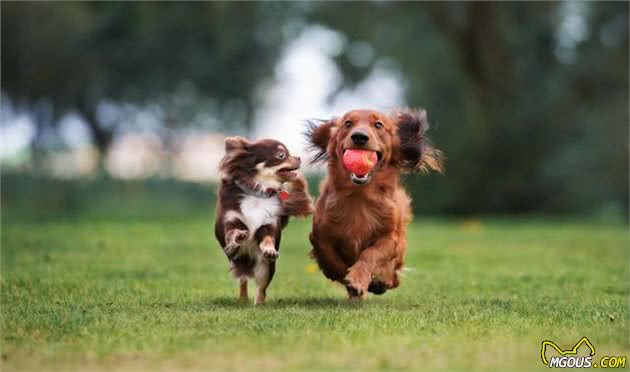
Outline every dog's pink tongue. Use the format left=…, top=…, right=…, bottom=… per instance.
left=343, top=149, right=377, bottom=176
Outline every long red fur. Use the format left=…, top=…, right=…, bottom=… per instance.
left=307, top=109, right=443, bottom=298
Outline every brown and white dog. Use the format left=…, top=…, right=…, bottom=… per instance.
left=307, top=109, right=443, bottom=299
left=215, top=137, right=313, bottom=304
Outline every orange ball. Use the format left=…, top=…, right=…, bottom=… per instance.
left=343, top=149, right=378, bottom=176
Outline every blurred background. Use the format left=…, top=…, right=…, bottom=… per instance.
left=2, top=1, right=628, bottom=220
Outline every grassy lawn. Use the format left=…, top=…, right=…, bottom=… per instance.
left=2, top=213, right=628, bottom=370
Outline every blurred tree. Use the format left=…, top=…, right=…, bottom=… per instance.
left=307, top=1, right=628, bottom=214
left=2, top=2, right=301, bottom=159
left=2, top=1, right=626, bottom=215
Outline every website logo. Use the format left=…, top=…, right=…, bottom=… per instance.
left=541, top=337, right=626, bottom=369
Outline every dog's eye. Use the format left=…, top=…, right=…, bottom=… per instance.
left=375, top=121, right=384, bottom=129
left=344, top=120, right=353, bottom=129
left=276, top=151, right=286, bottom=160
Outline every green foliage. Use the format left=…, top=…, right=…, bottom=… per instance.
left=0, top=174, right=328, bottom=222
left=1, top=2, right=627, bottom=214
left=1, top=174, right=215, bottom=221
left=2, top=204, right=628, bottom=370
left=308, top=2, right=629, bottom=215
left=2, top=2, right=300, bottom=148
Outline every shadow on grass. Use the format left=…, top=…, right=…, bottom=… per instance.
left=203, top=296, right=367, bottom=310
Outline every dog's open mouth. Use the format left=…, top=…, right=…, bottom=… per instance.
left=277, top=165, right=299, bottom=179
left=350, top=172, right=371, bottom=184
left=344, top=150, right=382, bottom=185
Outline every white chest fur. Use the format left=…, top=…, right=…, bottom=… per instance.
left=239, top=195, right=281, bottom=237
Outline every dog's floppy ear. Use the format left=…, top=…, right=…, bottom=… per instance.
left=305, top=119, right=336, bottom=164
left=220, top=136, right=253, bottom=175
left=395, top=109, right=444, bottom=173
left=224, top=136, right=250, bottom=153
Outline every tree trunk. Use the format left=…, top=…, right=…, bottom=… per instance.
left=77, top=101, right=113, bottom=171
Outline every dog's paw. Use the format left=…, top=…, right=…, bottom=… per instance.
left=230, top=229, right=249, bottom=244
left=261, top=246, right=279, bottom=261
left=259, top=239, right=279, bottom=261
left=367, top=281, right=387, bottom=295
left=345, top=265, right=370, bottom=298
left=224, top=242, right=240, bottom=260
left=225, top=229, right=248, bottom=259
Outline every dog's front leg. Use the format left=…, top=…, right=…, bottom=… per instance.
left=281, top=174, right=313, bottom=217
left=255, top=224, right=278, bottom=262
left=345, top=234, right=399, bottom=298
left=224, top=219, right=249, bottom=260
left=309, top=232, right=351, bottom=283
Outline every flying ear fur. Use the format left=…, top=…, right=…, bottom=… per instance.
left=395, top=109, right=444, bottom=174
left=220, top=136, right=253, bottom=176
left=305, top=119, right=336, bottom=164
left=419, top=145, right=444, bottom=173
left=224, top=136, right=250, bottom=153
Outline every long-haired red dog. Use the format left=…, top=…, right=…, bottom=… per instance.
left=307, top=109, right=443, bottom=299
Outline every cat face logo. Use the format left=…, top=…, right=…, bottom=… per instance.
left=541, top=337, right=595, bottom=368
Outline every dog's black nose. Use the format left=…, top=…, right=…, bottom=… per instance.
left=351, top=130, right=369, bottom=145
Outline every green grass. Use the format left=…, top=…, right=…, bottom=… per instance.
left=2, top=214, right=628, bottom=370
